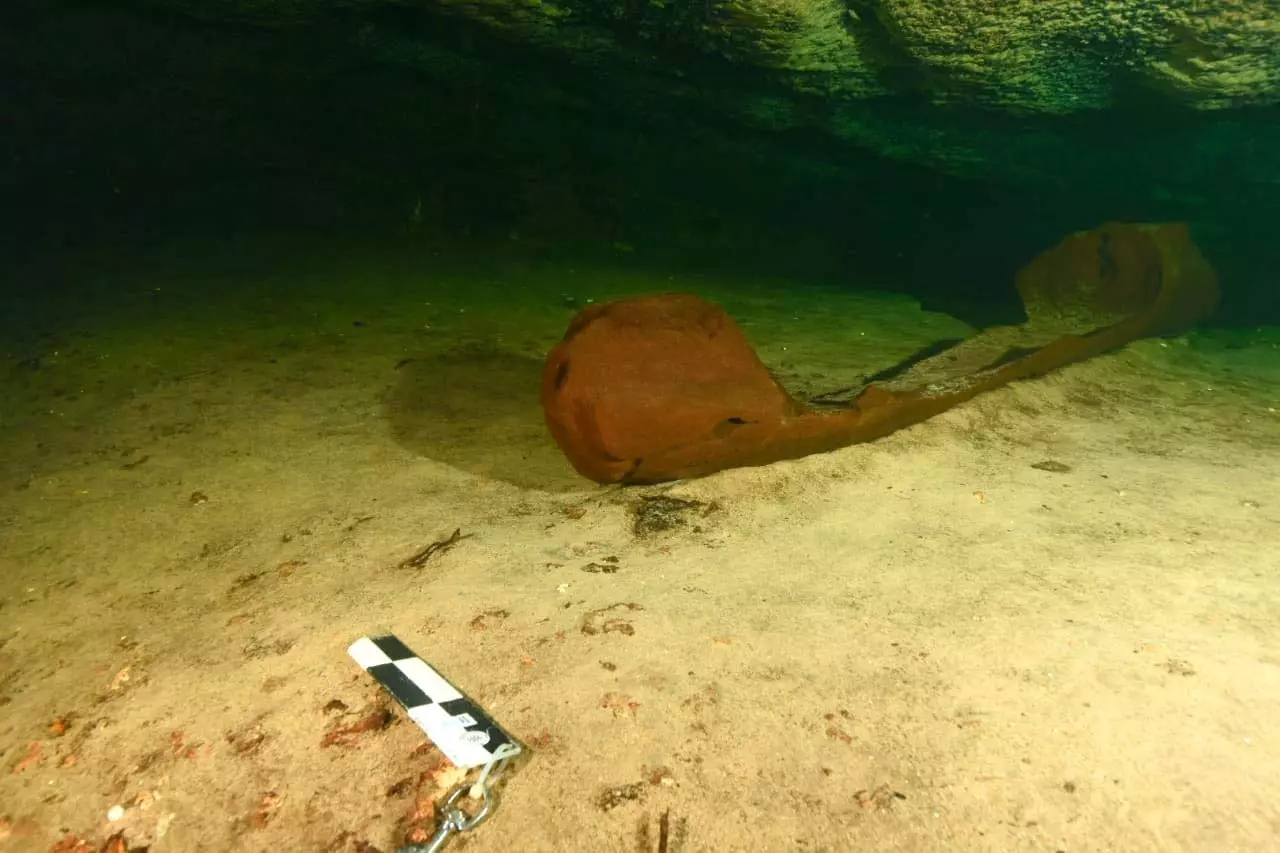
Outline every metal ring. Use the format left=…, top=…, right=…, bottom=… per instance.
left=441, top=783, right=496, bottom=832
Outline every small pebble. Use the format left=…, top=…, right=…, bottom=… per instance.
left=107, top=805, right=125, bottom=822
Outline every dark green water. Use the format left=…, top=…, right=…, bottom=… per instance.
left=4, top=2, right=1280, bottom=329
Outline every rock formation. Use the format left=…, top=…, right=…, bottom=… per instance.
left=153, top=1, right=1280, bottom=114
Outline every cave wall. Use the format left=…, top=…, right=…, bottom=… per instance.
left=2, top=1, right=1277, bottom=323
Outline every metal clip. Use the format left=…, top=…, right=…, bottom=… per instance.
left=397, top=780, right=497, bottom=853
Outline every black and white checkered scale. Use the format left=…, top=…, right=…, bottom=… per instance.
left=348, top=635, right=520, bottom=769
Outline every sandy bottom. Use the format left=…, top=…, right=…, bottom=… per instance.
left=1, top=236, right=1278, bottom=853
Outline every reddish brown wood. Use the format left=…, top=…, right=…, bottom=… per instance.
left=542, top=223, right=1220, bottom=485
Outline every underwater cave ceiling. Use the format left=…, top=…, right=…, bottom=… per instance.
left=132, top=0, right=1280, bottom=180
left=8, top=0, right=1280, bottom=319
left=14, top=0, right=1280, bottom=196
left=141, top=0, right=1280, bottom=114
